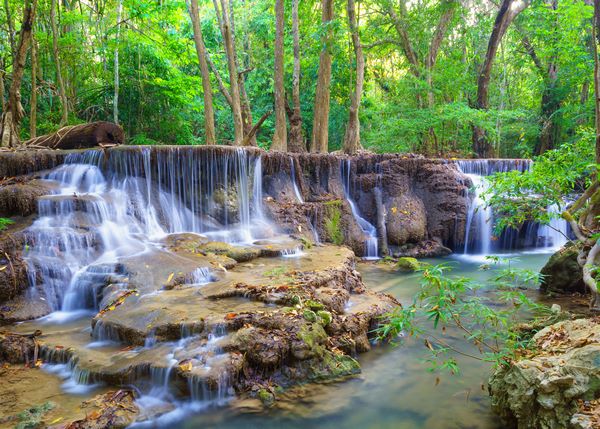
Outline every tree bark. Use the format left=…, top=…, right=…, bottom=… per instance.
left=343, top=0, right=364, bottom=154
left=214, top=0, right=244, bottom=145
left=310, top=0, right=334, bottom=153
left=271, top=0, right=287, bottom=151
left=113, top=0, right=123, bottom=125
left=0, top=0, right=37, bottom=148
left=50, top=0, right=69, bottom=126
left=472, top=0, right=528, bottom=158
left=0, top=59, right=5, bottom=113
left=30, top=35, right=37, bottom=139
left=24, top=122, right=124, bottom=149
left=4, top=0, right=16, bottom=59
left=189, top=0, right=217, bottom=145
left=288, top=0, right=305, bottom=152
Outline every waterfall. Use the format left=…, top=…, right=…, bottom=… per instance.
left=290, top=157, right=304, bottom=203
left=537, top=203, right=569, bottom=250
left=341, top=159, right=378, bottom=259
left=24, top=147, right=273, bottom=315
left=456, top=159, right=569, bottom=255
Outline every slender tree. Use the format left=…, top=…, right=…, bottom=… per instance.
left=113, top=0, right=123, bottom=125
left=272, top=0, right=287, bottom=151
left=343, top=0, right=364, bottom=154
left=311, top=0, right=335, bottom=153
left=287, top=0, right=305, bottom=152
left=472, top=0, right=529, bottom=158
left=50, top=0, right=69, bottom=125
left=0, top=0, right=37, bottom=147
left=30, top=34, right=37, bottom=138
left=189, top=0, right=216, bottom=145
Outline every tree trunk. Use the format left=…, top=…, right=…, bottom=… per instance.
left=271, top=0, right=287, bottom=151
left=189, top=0, right=216, bottom=145
left=594, top=0, right=600, bottom=164
left=30, top=36, right=37, bottom=138
left=343, top=0, right=364, bottom=155
left=0, top=59, right=5, bottom=112
left=536, top=65, right=561, bottom=155
left=113, top=0, right=122, bottom=125
left=472, top=0, right=528, bottom=158
left=310, top=0, right=334, bottom=153
left=0, top=0, right=37, bottom=148
left=24, top=122, right=124, bottom=149
left=288, top=0, right=305, bottom=152
left=4, top=0, right=16, bottom=59
left=50, top=0, right=69, bottom=126
left=215, top=0, right=244, bottom=145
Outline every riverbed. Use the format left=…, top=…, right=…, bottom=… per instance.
left=163, top=251, right=553, bottom=429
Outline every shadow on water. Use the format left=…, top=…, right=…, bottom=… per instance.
left=172, top=252, right=552, bottom=429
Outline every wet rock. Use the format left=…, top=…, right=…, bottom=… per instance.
left=62, top=390, right=139, bottom=429
left=0, top=330, right=40, bottom=364
left=540, top=243, right=585, bottom=294
left=0, top=179, right=54, bottom=217
left=396, top=257, right=420, bottom=272
left=392, top=239, right=452, bottom=259
left=385, top=195, right=427, bottom=245
left=489, top=318, right=600, bottom=429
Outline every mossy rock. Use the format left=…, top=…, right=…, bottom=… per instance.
left=303, top=309, right=318, bottom=323
left=396, top=257, right=420, bottom=272
left=316, top=310, right=332, bottom=326
left=540, top=243, right=585, bottom=294
left=199, top=241, right=261, bottom=262
left=305, top=299, right=325, bottom=311
left=257, top=388, right=275, bottom=406
left=309, top=350, right=361, bottom=380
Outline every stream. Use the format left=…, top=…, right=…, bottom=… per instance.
left=166, top=252, right=552, bottom=429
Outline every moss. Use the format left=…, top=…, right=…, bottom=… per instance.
left=299, top=236, right=313, bottom=249
left=303, top=309, right=318, bottom=322
left=305, top=299, right=325, bottom=311
left=317, top=310, right=332, bottom=326
left=14, top=402, right=55, bottom=429
left=324, top=200, right=344, bottom=246
left=310, top=351, right=361, bottom=380
left=396, top=257, right=420, bottom=272
left=297, top=323, right=327, bottom=353
left=257, top=388, right=275, bottom=406
left=200, top=241, right=260, bottom=262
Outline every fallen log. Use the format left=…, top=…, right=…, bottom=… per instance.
left=23, top=121, right=124, bottom=149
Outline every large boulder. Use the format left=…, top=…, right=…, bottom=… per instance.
left=489, top=318, right=600, bottom=429
left=385, top=195, right=427, bottom=245
left=540, top=244, right=585, bottom=294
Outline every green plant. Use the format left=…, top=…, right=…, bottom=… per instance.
left=378, top=259, right=551, bottom=373
left=324, top=200, right=344, bottom=246
left=0, top=218, right=14, bottom=231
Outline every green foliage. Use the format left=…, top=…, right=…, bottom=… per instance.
left=378, top=259, right=551, bottom=372
left=14, top=402, right=55, bottom=429
left=324, top=200, right=344, bottom=245
left=0, top=218, right=14, bottom=231
left=485, top=132, right=596, bottom=232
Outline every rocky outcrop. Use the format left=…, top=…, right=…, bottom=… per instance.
left=489, top=318, right=600, bottom=429
left=540, top=243, right=585, bottom=295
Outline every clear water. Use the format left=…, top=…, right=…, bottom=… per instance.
left=168, top=251, right=552, bottom=429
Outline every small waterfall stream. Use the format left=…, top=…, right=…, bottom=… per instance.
left=341, top=159, right=378, bottom=259
left=457, top=159, right=570, bottom=255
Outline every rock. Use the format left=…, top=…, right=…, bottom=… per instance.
left=62, top=390, right=139, bottom=429
left=0, top=179, right=54, bottom=217
left=392, top=239, right=452, bottom=259
left=396, top=257, right=420, bottom=272
left=0, top=331, right=40, bottom=364
left=489, top=318, right=600, bottom=429
left=385, top=195, right=427, bottom=245
left=540, top=244, right=585, bottom=294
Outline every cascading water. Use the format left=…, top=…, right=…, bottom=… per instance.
left=25, top=147, right=273, bottom=317
left=289, top=157, right=304, bottom=203
left=457, top=159, right=569, bottom=255
left=341, top=159, right=378, bottom=259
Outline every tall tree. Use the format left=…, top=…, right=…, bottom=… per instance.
left=113, top=0, right=123, bottom=125
left=213, top=0, right=244, bottom=145
left=30, top=34, right=37, bottom=138
left=189, top=0, right=216, bottom=145
left=287, top=0, right=305, bottom=152
left=50, top=0, right=69, bottom=125
left=272, top=0, right=287, bottom=151
left=594, top=0, right=600, bottom=164
left=472, top=0, right=529, bottom=158
left=0, top=0, right=37, bottom=147
left=343, top=0, right=364, bottom=154
left=310, top=0, right=335, bottom=153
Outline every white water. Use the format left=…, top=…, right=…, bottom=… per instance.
left=341, top=159, right=379, bottom=259
left=290, top=157, right=304, bottom=203
left=457, top=159, right=569, bottom=256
